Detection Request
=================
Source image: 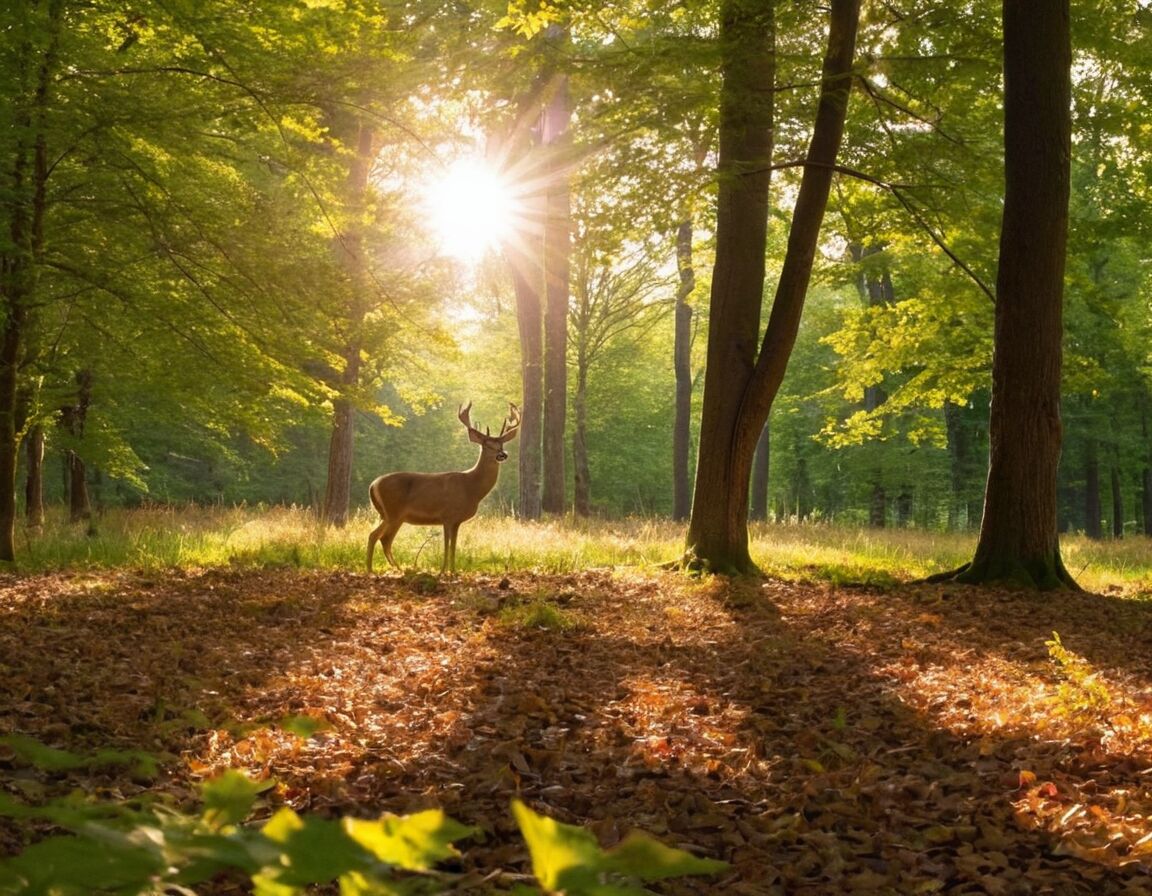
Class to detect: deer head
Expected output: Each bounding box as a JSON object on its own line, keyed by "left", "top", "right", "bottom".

{"left": 458, "top": 401, "right": 520, "bottom": 462}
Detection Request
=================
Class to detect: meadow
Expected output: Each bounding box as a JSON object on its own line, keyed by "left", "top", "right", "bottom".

{"left": 14, "top": 504, "right": 1152, "bottom": 596}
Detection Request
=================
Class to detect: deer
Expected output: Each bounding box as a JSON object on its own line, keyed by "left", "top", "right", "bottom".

{"left": 367, "top": 401, "right": 521, "bottom": 575}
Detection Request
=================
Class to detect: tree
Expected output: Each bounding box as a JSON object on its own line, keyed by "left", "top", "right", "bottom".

{"left": 569, "top": 233, "right": 672, "bottom": 516}
{"left": 945, "top": 0, "right": 1076, "bottom": 588}
{"left": 685, "top": 0, "right": 861, "bottom": 573}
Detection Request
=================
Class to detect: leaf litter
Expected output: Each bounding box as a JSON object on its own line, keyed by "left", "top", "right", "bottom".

{"left": 2, "top": 567, "right": 1152, "bottom": 894}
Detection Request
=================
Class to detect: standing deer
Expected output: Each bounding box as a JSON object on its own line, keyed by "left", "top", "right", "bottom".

{"left": 367, "top": 402, "right": 520, "bottom": 574}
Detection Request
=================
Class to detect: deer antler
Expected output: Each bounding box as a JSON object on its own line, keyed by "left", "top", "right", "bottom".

{"left": 458, "top": 401, "right": 476, "bottom": 433}
{"left": 499, "top": 403, "right": 521, "bottom": 440}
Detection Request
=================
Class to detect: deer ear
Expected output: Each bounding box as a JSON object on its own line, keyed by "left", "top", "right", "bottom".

{"left": 467, "top": 427, "right": 485, "bottom": 445}
{"left": 501, "top": 426, "right": 519, "bottom": 443}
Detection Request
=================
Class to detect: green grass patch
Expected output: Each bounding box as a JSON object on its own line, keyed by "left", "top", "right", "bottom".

{"left": 8, "top": 505, "right": 1152, "bottom": 594}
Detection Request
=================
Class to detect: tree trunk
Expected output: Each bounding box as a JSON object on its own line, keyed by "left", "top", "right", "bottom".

{"left": 25, "top": 424, "right": 44, "bottom": 528}
{"left": 683, "top": 0, "right": 775, "bottom": 571}
{"left": 749, "top": 423, "right": 770, "bottom": 521}
{"left": 944, "top": 399, "right": 986, "bottom": 531}
{"left": 321, "top": 120, "right": 374, "bottom": 527}
{"left": 572, "top": 362, "right": 590, "bottom": 517}
{"left": 686, "top": 0, "right": 859, "bottom": 573}
{"left": 60, "top": 370, "right": 93, "bottom": 525}
{"left": 1083, "top": 442, "right": 1102, "bottom": 539}
{"left": 1142, "top": 400, "right": 1152, "bottom": 536}
{"left": 0, "top": 318, "right": 22, "bottom": 562}
{"left": 672, "top": 218, "right": 696, "bottom": 522}
{"left": 0, "top": 0, "right": 63, "bottom": 561}
{"left": 1142, "top": 466, "right": 1152, "bottom": 537}
{"left": 67, "top": 451, "right": 90, "bottom": 523}
{"left": 1110, "top": 463, "right": 1123, "bottom": 538}
{"left": 952, "top": 0, "right": 1075, "bottom": 589}
{"left": 541, "top": 75, "right": 570, "bottom": 515}
{"left": 510, "top": 235, "right": 544, "bottom": 520}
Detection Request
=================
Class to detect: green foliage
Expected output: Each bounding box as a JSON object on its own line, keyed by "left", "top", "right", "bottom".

{"left": 513, "top": 799, "right": 727, "bottom": 895}
{"left": 0, "top": 760, "right": 724, "bottom": 896}
{"left": 1046, "top": 631, "right": 1113, "bottom": 725}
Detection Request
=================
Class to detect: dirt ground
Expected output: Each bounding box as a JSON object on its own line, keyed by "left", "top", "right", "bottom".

{"left": 2, "top": 567, "right": 1152, "bottom": 893}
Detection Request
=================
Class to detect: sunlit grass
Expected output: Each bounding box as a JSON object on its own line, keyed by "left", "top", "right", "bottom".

{"left": 9, "top": 505, "right": 1152, "bottom": 596}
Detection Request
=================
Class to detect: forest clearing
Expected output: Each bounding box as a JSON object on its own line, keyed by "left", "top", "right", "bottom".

{"left": 5, "top": 0, "right": 1152, "bottom": 891}
{"left": 2, "top": 514, "right": 1152, "bottom": 893}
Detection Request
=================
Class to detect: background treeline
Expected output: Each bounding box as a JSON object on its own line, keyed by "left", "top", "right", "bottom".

{"left": 5, "top": 0, "right": 1150, "bottom": 539}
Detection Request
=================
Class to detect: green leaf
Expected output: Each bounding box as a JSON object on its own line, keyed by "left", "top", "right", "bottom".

{"left": 602, "top": 831, "right": 729, "bottom": 881}
{"left": 344, "top": 809, "right": 476, "bottom": 871}
{"left": 2, "top": 828, "right": 166, "bottom": 893}
{"left": 280, "top": 714, "right": 330, "bottom": 739}
{"left": 201, "top": 770, "right": 272, "bottom": 828}
{"left": 0, "top": 735, "right": 88, "bottom": 771}
{"left": 261, "top": 809, "right": 370, "bottom": 885}
{"left": 512, "top": 799, "right": 604, "bottom": 892}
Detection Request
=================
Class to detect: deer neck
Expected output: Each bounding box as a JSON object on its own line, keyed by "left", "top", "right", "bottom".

{"left": 465, "top": 448, "right": 502, "bottom": 495}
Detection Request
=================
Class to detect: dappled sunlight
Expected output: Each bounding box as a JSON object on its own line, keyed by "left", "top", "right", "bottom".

{"left": 4, "top": 566, "right": 1152, "bottom": 889}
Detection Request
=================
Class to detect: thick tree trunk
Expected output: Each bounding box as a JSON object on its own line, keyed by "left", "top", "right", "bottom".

{"left": 686, "top": 0, "right": 859, "bottom": 573}
{"left": 684, "top": 0, "right": 776, "bottom": 573}
{"left": 672, "top": 219, "right": 696, "bottom": 522}
{"left": 953, "top": 0, "right": 1075, "bottom": 589}
{"left": 541, "top": 76, "right": 570, "bottom": 516}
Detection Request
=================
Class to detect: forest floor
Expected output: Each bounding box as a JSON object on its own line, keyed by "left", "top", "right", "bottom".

{"left": 3, "top": 567, "right": 1152, "bottom": 894}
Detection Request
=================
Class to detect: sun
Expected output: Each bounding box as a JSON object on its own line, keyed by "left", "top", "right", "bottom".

{"left": 423, "top": 157, "right": 519, "bottom": 263}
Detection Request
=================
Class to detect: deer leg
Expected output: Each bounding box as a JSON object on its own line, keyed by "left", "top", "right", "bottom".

{"left": 377, "top": 519, "right": 402, "bottom": 569}
{"left": 367, "top": 519, "right": 388, "bottom": 572}
{"left": 443, "top": 523, "right": 460, "bottom": 574}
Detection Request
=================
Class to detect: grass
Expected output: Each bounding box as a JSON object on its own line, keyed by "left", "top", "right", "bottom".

{"left": 8, "top": 504, "right": 1152, "bottom": 595}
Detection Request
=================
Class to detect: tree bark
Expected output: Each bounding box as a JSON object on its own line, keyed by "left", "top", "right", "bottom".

{"left": 683, "top": 0, "right": 776, "bottom": 571}
{"left": 686, "top": 0, "right": 859, "bottom": 573}
{"left": 541, "top": 75, "right": 570, "bottom": 515}
{"left": 321, "top": 119, "right": 374, "bottom": 527}
{"left": 1142, "top": 400, "right": 1152, "bottom": 536}
{"left": 572, "top": 362, "right": 590, "bottom": 517}
{"left": 25, "top": 424, "right": 44, "bottom": 528}
{"left": 1110, "top": 462, "right": 1123, "bottom": 538}
{"left": 944, "top": 399, "right": 985, "bottom": 531}
{"left": 1083, "top": 441, "right": 1102, "bottom": 539}
{"left": 0, "top": 0, "right": 63, "bottom": 560}
{"left": 749, "top": 423, "right": 770, "bottom": 521}
{"left": 509, "top": 234, "right": 544, "bottom": 520}
{"left": 672, "top": 218, "right": 696, "bottom": 522}
{"left": 953, "top": 0, "right": 1075, "bottom": 589}
{"left": 61, "top": 370, "right": 93, "bottom": 524}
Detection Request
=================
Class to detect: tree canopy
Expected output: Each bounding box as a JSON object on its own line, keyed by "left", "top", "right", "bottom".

{"left": 2, "top": 0, "right": 1150, "bottom": 566}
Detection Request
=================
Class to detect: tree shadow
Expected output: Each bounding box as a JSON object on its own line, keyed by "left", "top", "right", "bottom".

{"left": 2, "top": 569, "right": 1150, "bottom": 894}
{"left": 324, "top": 573, "right": 1151, "bottom": 894}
